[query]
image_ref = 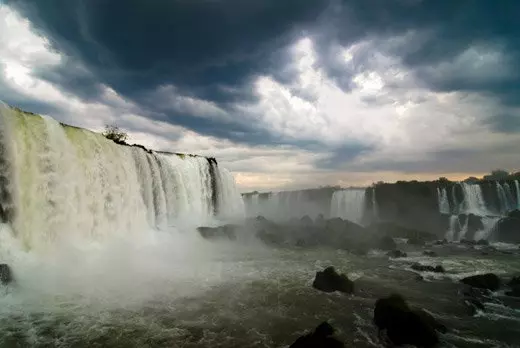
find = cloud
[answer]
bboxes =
[1,1,520,192]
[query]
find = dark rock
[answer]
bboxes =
[197,225,237,240]
[300,215,313,226]
[387,250,408,258]
[373,294,443,348]
[465,213,484,240]
[506,286,520,297]
[370,222,436,242]
[507,209,520,219]
[460,273,501,291]
[289,321,344,348]
[312,266,354,294]
[493,217,520,243]
[508,276,520,287]
[476,239,489,246]
[379,236,397,251]
[460,239,476,246]
[407,237,425,246]
[411,263,445,273]
[0,264,12,285]
[434,239,448,245]
[463,298,485,316]
[315,214,326,227]
[423,250,438,257]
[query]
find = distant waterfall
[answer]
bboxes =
[461,183,487,215]
[451,185,460,214]
[330,189,366,225]
[437,187,450,214]
[516,180,520,209]
[244,190,329,221]
[0,105,244,249]
[496,182,515,214]
[445,215,460,241]
[372,188,379,220]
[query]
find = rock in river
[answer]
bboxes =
[312,266,354,294]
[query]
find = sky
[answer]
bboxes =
[1,0,519,192]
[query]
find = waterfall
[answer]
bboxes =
[516,180,520,209]
[445,215,460,241]
[244,190,329,221]
[496,182,512,214]
[461,183,487,215]
[330,189,366,225]
[451,185,459,214]
[0,105,244,249]
[372,188,379,220]
[437,187,450,214]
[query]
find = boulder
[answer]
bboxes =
[387,250,408,258]
[407,237,425,246]
[312,266,354,294]
[460,239,476,246]
[476,239,489,246]
[373,294,444,348]
[0,264,12,285]
[508,276,520,287]
[197,225,237,240]
[378,236,397,251]
[300,215,314,226]
[434,239,448,245]
[460,273,501,291]
[493,217,520,243]
[411,263,445,273]
[507,209,520,219]
[289,322,344,348]
[423,250,438,257]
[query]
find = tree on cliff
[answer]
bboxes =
[483,169,509,181]
[102,125,128,144]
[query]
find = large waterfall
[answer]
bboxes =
[0,105,244,250]
[330,189,366,225]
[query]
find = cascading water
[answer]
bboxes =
[445,215,460,241]
[244,190,328,221]
[461,183,487,215]
[330,189,366,225]
[372,188,379,220]
[516,180,520,209]
[0,105,244,251]
[437,187,450,214]
[497,182,516,213]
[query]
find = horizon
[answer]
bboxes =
[1,1,520,192]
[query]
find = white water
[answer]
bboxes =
[244,190,328,221]
[371,187,379,220]
[330,189,366,225]
[437,187,450,214]
[0,105,244,249]
[445,215,460,241]
[460,183,488,215]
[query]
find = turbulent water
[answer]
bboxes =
[1,105,520,347]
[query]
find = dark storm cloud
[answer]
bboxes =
[4,0,520,146]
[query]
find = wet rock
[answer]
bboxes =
[407,237,425,246]
[411,263,445,273]
[378,236,397,251]
[507,209,520,219]
[508,276,520,287]
[300,215,314,226]
[373,294,444,348]
[463,297,485,315]
[434,239,448,245]
[312,266,354,294]
[476,239,489,246]
[506,287,520,297]
[493,217,520,243]
[197,225,237,240]
[460,239,476,246]
[0,264,12,285]
[289,321,344,348]
[387,250,407,258]
[460,273,501,291]
[422,250,437,257]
